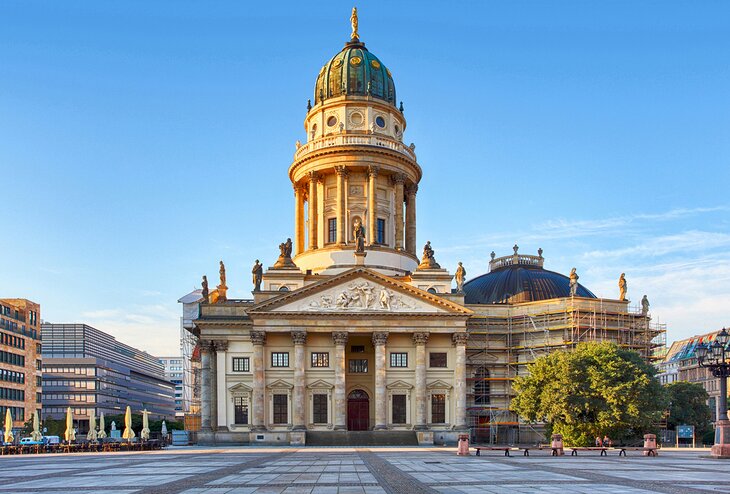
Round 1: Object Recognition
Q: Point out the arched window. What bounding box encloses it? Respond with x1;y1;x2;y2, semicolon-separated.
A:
278;286;290;292
474;366;490;405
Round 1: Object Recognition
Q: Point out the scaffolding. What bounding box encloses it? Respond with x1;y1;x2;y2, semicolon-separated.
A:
466;297;667;445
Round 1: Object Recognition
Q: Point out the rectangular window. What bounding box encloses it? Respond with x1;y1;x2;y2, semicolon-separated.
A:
234;397;248;424
348;359;368;373
271;352;289;367
351;345;365;353
232;357;250;372
431;394;446;424
313;394;328;424
311;352;329;367
328;218;337;243
429;352;447;368
390;352;408;368
273;394;288;424
376;218;386;244
392;394;407;424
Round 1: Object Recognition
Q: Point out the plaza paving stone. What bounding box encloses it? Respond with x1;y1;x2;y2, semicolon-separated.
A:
0;447;727;493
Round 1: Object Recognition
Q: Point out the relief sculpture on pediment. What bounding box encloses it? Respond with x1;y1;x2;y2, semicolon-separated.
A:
302;281;418;312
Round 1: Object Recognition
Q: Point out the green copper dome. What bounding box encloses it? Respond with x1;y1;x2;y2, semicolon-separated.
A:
314;41;396;107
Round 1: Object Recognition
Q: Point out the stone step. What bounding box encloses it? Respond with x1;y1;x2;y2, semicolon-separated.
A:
305;430;419;446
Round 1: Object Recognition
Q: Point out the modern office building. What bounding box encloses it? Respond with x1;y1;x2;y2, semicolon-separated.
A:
0;298;42;428
41;323;175;431
158;356;184;417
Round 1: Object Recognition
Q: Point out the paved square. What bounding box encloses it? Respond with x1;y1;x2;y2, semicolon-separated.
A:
0;447;727;494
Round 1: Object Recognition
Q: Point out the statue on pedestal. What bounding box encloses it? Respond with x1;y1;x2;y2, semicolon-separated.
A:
252;260;263;292
418;241;441;269
569;268;579;297
618;273;627;301
455;262;466;292
219;261;227;288
353;218;365;253
201;276;209;303
274;238;297;269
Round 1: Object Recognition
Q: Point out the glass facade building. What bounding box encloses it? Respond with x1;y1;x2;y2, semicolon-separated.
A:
41;323;175;430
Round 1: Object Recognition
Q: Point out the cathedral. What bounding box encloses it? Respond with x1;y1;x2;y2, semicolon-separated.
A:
191;12;664;446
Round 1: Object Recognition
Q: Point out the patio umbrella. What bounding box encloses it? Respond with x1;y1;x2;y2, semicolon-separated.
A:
140;409;150;441
161;420;168;437
3;409;13;444
64;407;76;443
122;406;135;441
30;411;42;441
87;413;98;441
97;412;107;439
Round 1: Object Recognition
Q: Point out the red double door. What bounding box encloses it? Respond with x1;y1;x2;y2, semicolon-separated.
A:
347;389;370;431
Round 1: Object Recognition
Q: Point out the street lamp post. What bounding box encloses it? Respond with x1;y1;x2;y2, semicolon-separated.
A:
697;327;730;458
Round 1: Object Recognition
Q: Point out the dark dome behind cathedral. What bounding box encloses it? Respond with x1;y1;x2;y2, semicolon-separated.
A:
463;263;597;305
314;40;396;106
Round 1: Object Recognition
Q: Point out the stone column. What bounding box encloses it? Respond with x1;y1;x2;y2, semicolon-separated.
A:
215;340;228;431
452;332;469;430
294;184;305;255
373;332;389;430
367;165;379;244
291;331;307;430
413;332;429;430
200;340;213;432
251;331;267;431
332;331;348;430
316;176;325;247
308;172;318;250
405;184;418;256
393;174;405;250
335;166;348;244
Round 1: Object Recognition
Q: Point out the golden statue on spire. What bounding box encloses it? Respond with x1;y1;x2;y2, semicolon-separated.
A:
350;7;359;40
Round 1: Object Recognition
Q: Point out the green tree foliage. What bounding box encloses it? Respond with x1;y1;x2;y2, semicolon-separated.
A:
665;381;712;437
510;342;667;446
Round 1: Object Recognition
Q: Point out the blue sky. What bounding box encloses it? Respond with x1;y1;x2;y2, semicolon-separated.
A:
1;1;728;355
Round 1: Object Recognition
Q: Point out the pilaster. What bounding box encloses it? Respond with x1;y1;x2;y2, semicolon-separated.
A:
250;331;267;431
452;332;469;430
291;331;307;430
413;332;429;430
373;331;389;430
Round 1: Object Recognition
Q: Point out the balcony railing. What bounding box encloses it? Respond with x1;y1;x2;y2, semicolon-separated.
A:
294;133;416;161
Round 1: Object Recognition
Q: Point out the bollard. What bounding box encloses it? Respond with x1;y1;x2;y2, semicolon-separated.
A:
551;433;564;456
643;433;657;456
457;434;470;456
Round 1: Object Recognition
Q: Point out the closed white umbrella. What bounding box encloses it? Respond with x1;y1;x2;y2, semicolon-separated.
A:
161;420;168;436
64;407;76;443
140;409;150;441
3;409;14;444
87;413;98;441
31;411;42;441
122;406;135;441
97;412;107;439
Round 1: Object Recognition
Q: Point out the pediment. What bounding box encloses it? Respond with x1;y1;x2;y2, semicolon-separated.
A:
386;380;413;390
228;382;252;393
307;379;334;390
427;379;453;390
267;379;293;390
248;268;471;315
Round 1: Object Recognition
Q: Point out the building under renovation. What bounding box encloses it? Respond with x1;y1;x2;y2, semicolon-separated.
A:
463;251;666;444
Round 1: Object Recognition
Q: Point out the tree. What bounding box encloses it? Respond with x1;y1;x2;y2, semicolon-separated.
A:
510;342;667;446
665;381;712;437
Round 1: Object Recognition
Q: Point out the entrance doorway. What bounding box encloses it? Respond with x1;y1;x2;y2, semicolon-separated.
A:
347;389;370;431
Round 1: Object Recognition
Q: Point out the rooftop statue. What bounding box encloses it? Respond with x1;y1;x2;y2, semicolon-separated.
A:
350;7;359;40
201;276;209;303
274;237;297;269
418;240;441;269
641;295;650;315
219;261;227;288
353;218;365;253
252;260;263;292
569;267;579;297
618;273;627;301
455;262;466;293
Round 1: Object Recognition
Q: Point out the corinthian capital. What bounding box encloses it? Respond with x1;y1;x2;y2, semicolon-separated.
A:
406;183;418;196
213;340;229;352
332;331;349;345
452;332;469;346
334;165;349;177
250;331;267;346
367;165;380;178
412;332;429;345
372;332;389;346
391;173;406;186
291;331;307;345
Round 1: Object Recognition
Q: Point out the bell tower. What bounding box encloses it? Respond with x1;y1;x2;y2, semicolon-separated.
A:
289;12;421;276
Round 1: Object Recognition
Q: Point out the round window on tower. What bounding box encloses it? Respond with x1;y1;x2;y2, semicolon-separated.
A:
375;116;386;128
327;116;338;127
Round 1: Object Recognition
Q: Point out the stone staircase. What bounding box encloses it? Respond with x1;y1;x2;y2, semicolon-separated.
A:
305;430;419;446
